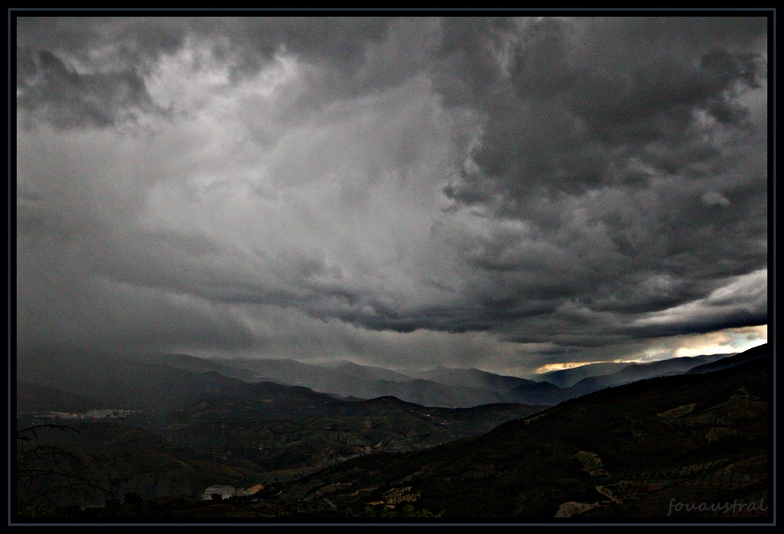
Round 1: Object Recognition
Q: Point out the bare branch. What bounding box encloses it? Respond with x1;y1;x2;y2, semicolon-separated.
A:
15;424;107;516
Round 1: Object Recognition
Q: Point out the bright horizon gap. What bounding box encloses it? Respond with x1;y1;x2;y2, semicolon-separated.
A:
533;324;768;375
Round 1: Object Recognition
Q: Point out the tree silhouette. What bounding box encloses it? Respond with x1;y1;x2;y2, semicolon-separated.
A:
15;424;107;517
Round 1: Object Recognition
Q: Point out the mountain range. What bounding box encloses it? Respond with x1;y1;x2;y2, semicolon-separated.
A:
225;350;750;408
17;346;772;523
14;344;769;521
16;346;754;413
264;345;770;519
109;349;748;409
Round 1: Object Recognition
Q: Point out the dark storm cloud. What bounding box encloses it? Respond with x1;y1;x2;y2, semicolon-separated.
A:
15;16;768;370
16;17;188;129
442;16;766;203
625;308;768;341
223;17;393;79
17;49;167;129
214;17;438;128
16;17;186;61
624;267;768;337
16;17;401;130
430;16;767;343
432;17;517;107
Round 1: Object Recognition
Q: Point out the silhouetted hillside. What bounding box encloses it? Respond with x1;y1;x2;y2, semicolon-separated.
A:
16;347;347;414
687;344;768;374
17;381;113;413
562;353;735;399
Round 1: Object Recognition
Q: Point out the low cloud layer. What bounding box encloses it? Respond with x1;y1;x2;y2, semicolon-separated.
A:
16;16;768;375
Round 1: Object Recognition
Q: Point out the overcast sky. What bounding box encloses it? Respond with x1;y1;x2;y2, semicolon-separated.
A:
15;15;769;377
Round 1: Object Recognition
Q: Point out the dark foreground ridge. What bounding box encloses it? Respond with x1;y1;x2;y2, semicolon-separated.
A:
258;347;769;521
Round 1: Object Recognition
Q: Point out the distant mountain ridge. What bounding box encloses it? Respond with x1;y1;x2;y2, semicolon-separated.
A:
220;349;747;407
218;357;506;408
16;345;756;411
532;361;630;388
503;350;750;405
415;366;546;394
230;347;749;407
122;351;258;382
562;353;734;398
535;353;729;388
